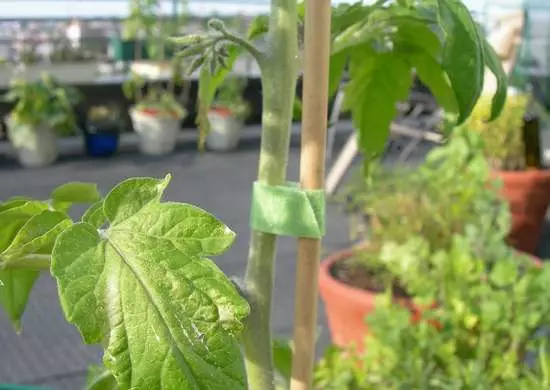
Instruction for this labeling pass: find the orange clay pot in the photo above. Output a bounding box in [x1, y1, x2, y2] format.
[494, 169, 550, 255]
[318, 248, 440, 350]
[319, 248, 542, 350]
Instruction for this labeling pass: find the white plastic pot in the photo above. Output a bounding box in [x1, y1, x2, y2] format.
[130, 108, 181, 156]
[206, 109, 243, 152]
[6, 118, 58, 168]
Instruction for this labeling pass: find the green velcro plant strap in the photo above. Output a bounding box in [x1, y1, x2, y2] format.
[250, 181, 325, 238]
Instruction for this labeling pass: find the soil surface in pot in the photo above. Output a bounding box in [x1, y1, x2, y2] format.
[331, 256, 409, 298]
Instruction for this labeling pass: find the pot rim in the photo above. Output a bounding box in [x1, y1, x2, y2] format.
[319, 247, 543, 304]
[319, 247, 380, 309]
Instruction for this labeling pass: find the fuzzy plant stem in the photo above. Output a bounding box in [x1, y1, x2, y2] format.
[241, 0, 298, 389]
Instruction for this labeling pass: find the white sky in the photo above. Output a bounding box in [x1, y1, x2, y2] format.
[0, 0, 495, 19]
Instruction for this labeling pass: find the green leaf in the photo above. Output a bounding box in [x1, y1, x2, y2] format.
[82, 201, 106, 229]
[479, 32, 508, 121]
[0, 210, 69, 331]
[490, 260, 518, 287]
[0, 201, 49, 252]
[0, 269, 39, 332]
[0, 199, 31, 214]
[2, 211, 71, 261]
[393, 16, 441, 59]
[87, 365, 119, 390]
[52, 175, 249, 390]
[273, 339, 293, 386]
[247, 15, 269, 40]
[50, 182, 101, 213]
[196, 45, 242, 147]
[437, 0, 485, 124]
[331, 2, 371, 36]
[345, 50, 413, 159]
[329, 51, 347, 99]
[407, 50, 457, 114]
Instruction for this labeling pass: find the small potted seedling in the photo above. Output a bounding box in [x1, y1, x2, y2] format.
[1, 73, 81, 168]
[109, 0, 155, 61]
[206, 76, 250, 151]
[124, 72, 187, 156]
[84, 104, 121, 157]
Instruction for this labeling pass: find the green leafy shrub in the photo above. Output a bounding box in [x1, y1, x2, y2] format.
[335, 130, 505, 294]
[123, 72, 188, 119]
[464, 93, 529, 170]
[315, 228, 550, 389]
[2, 73, 81, 135]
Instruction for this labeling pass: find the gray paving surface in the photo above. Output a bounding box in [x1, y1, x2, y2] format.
[1, 133, 549, 389]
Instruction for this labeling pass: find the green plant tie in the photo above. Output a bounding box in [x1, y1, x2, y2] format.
[250, 181, 326, 238]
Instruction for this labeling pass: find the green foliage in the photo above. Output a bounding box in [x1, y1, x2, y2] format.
[213, 76, 251, 120]
[0, 184, 99, 332]
[50, 182, 101, 213]
[329, 0, 507, 159]
[0, 1, 518, 389]
[462, 92, 529, 170]
[2, 73, 82, 137]
[123, 72, 188, 119]
[86, 365, 118, 390]
[170, 19, 251, 148]
[336, 129, 507, 293]
[121, 0, 158, 41]
[315, 232, 550, 389]
[50, 175, 249, 389]
[339, 129, 502, 250]
[0, 175, 249, 390]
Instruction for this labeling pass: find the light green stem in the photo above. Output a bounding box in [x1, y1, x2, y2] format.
[1, 254, 51, 271]
[242, 0, 299, 389]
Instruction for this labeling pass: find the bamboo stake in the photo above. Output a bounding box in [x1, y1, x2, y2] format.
[290, 0, 331, 389]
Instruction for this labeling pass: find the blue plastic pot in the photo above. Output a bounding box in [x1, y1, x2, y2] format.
[84, 124, 120, 157]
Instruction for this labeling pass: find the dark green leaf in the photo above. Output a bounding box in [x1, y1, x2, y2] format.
[437, 0, 485, 123]
[0, 269, 39, 332]
[329, 51, 347, 99]
[479, 32, 508, 121]
[0, 210, 70, 331]
[393, 16, 441, 59]
[345, 50, 413, 159]
[407, 50, 457, 113]
[273, 339, 293, 385]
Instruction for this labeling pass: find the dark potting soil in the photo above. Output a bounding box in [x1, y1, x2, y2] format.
[330, 257, 410, 298]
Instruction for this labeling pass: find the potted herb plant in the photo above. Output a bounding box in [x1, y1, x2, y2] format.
[84, 104, 121, 157]
[124, 72, 187, 155]
[0, 1, 508, 389]
[315, 231, 549, 389]
[462, 92, 550, 254]
[206, 76, 251, 151]
[109, 0, 155, 61]
[320, 131, 507, 348]
[1, 73, 81, 168]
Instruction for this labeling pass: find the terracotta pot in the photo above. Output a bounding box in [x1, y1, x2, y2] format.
[318, 248, 431, 350]
[320, 248, 542, 350]
[495, 169, 550, 254]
